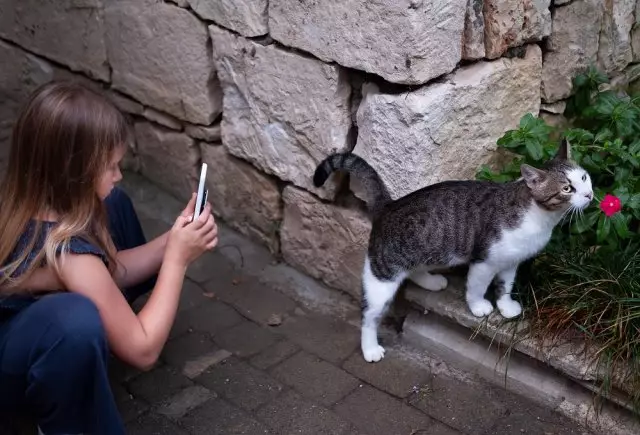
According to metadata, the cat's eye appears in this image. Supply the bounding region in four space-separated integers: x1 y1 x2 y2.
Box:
562 185 572 193
581 174 587 182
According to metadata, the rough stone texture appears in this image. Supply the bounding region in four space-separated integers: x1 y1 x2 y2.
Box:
107 90 144 115
188 0 268 37
105 0 222 125
0 41 53 176
632 0 640 61
280 187 371 298
134 121 198 200
353 44 542 200
185 123 221 143
0 0 109 81
463 0 486 60
200 144 282 253
268 0 468 85
542 0 604 103
483 0 552 59
142 108 183 131
597 0 635 74
210 25 352 199
554 0 571 5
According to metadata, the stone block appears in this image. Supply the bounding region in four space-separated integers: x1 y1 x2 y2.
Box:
632 1 640 61
213 320 279 358
188 0 268 37
210 25 352 199
280 186 371 297
541 0 604 102
107 90 144 116
156 385 214 421
483 0 551 59
268 0 467 85
201 144 282 253
105 0 222 124
270 351 360 406
142 108 183 131
463 0 486 60
134 121 198 201
597 0 635 73
185 123 221 142
128 365 194 406
195 357 284 411
0 41 53 176
352 44 542 201
249 340 299 370
0 0 109 80
178 398 270 434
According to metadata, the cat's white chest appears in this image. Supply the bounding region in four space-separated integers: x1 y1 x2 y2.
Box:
487 204 560 267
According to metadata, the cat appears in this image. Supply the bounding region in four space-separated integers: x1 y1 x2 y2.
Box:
313 139 593 363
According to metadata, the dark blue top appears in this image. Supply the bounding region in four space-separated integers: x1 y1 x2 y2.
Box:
0 220 107 312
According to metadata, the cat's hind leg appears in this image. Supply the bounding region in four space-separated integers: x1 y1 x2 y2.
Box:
361 257 404 363
409 266 448 291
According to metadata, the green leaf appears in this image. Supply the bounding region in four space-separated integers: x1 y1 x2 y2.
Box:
524 138 543 160
597 214 612 244
611 213 630 239
573 210 599 233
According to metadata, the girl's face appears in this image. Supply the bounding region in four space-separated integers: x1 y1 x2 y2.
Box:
97 147 125 200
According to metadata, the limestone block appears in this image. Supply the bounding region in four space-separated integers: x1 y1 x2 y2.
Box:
210 25 352 199
201 144 282 253
542 0 604 102
105 0 222 125
268 0 467 85
185 124 221 143
134 121 199 200
188 0 268 37
0 41 54 176
463 0 486 60
0 0 109 81
107 91 144 115
352 45 542 201
280 186 371 298
632 0 640 61
483 0 551 59
597 0 635 73
142 108 183 131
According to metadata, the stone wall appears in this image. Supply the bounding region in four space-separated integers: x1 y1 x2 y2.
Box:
2 0 639 299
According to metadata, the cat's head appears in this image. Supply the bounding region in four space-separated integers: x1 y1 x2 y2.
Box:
520 139 593 212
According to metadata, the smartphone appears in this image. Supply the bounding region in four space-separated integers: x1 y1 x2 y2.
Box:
193 163 208 221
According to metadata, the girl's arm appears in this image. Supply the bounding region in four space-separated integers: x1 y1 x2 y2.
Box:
58 205 218 370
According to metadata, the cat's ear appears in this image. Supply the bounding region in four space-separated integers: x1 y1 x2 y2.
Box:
520 164 547 188
554 138 571 161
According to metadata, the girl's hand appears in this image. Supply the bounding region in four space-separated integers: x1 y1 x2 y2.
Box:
180 192 197 219
165 202 218 268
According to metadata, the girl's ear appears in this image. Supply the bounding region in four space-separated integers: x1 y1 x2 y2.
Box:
554 138 571 161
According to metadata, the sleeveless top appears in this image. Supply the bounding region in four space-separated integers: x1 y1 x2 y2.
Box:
0 220 107 313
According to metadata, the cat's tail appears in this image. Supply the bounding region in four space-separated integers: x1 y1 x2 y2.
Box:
313 152 392 214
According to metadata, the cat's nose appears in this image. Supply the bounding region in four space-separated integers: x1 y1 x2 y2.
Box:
585 192 593 200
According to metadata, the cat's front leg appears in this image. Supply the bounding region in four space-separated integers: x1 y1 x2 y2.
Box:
495 266 522 318
465 262 496 317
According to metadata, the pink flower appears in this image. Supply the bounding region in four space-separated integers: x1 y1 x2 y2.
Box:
600 194 622 217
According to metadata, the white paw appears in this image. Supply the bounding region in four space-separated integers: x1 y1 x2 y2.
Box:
362 344 386 363
468 299 494 317
497 298 522 318
411 273 448 292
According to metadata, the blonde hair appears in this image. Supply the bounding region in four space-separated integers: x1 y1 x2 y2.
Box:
0 81 132 290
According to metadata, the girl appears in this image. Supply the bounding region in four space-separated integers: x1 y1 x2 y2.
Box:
0 81 218 434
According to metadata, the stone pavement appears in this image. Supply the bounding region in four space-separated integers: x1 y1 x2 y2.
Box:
104 175 595 435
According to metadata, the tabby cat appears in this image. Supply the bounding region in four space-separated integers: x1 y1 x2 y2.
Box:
313 140 593 363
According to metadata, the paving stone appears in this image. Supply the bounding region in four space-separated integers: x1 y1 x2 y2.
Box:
256 390 356 435
170 299 244 339
177 278 219 313
179 398 271 434
111 383 150 424
342 350 431 398
128 365 194 406
408 374 506 434
161 331 219 370
275 313 360 364
270 351 360 407
155 385 214 421
186 250 239 284
334 385 439 435
125 412 190 435
183 349 233 380
249 340 300 370
217 280 298 326
213 320 279 358
196 357 284 411
109 356 143 384
488 390 588 435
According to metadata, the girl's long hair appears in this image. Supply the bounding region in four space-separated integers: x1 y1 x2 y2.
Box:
0 80 132 290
